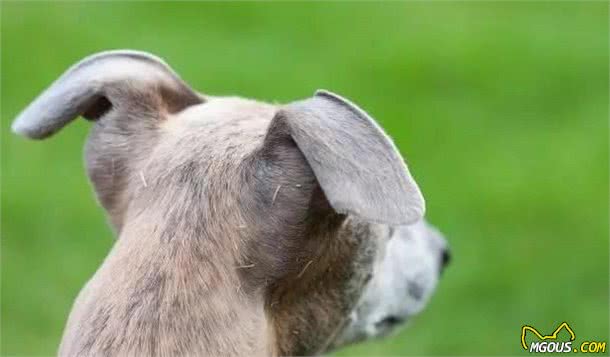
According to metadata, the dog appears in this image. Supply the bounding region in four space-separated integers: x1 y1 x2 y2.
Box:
12 50 450 356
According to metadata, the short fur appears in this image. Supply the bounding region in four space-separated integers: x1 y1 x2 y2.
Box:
12 50 443 356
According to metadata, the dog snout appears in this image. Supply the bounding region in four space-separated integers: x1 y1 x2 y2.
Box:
440 247 451 273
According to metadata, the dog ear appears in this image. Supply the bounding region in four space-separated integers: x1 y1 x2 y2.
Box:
11 50 204 233
263 90 424 225
11 50 203 139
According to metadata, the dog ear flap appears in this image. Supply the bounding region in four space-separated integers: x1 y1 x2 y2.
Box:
265 90 425 225
11 50 203 139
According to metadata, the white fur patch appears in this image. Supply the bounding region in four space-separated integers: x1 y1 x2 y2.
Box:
332 220 447 347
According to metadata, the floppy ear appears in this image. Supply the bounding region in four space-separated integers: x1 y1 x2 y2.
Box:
11 50 203 232
264 90 424 225
11 50 203 139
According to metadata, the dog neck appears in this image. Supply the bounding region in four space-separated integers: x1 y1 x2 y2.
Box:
60 207 272 356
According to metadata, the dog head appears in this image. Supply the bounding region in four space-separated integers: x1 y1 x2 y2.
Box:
13 50 448 355
331 220 449 350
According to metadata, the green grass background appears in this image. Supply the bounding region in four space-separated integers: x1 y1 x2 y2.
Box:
1 2 608 356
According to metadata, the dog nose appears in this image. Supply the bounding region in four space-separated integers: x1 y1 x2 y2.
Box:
440 248 451 273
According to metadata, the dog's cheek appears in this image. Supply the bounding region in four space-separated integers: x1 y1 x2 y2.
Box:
84 110 162 233
265 220 380 356
85 126 131 232
239 140 334 285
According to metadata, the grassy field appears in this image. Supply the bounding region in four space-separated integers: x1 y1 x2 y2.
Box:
1 2 608 355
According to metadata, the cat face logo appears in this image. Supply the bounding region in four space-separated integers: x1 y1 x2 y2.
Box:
521 322 575 351
521 322 606 354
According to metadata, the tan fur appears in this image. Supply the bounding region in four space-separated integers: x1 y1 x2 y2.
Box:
12 51 426 356
60 96 383 356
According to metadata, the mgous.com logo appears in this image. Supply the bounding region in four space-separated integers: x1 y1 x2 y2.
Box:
521 322 606 353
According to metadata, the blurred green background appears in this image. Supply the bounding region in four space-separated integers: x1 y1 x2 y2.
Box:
1 2 608 356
